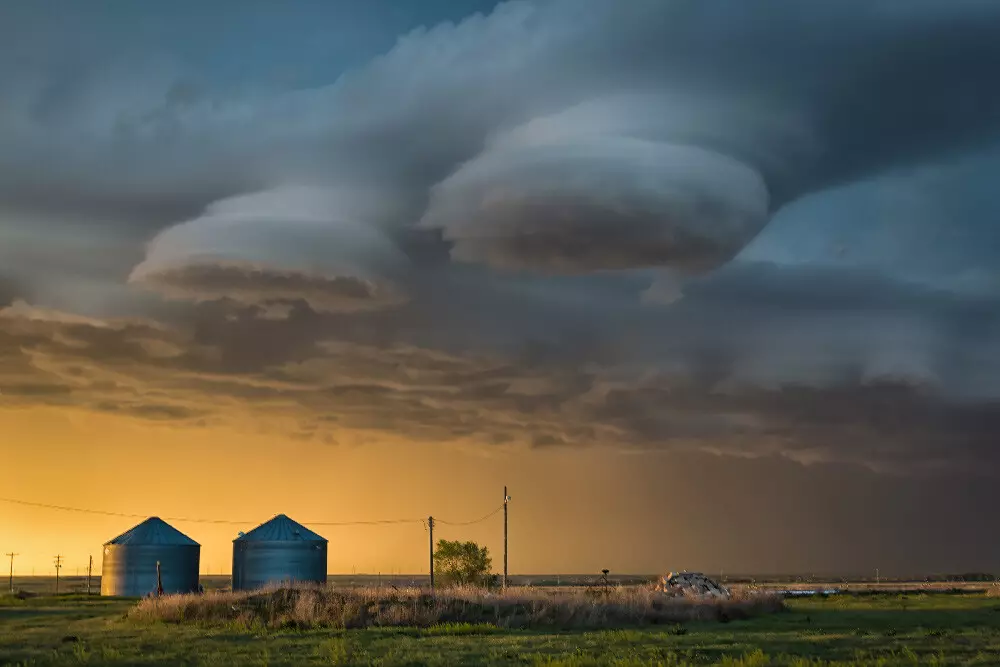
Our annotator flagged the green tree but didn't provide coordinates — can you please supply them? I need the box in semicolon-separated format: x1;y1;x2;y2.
433;539;492;587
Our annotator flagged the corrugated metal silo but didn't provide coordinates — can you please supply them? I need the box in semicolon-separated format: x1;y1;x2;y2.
101;517;200;597
232;514;327;591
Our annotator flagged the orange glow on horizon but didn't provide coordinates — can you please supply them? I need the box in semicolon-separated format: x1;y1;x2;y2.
1;407;693;578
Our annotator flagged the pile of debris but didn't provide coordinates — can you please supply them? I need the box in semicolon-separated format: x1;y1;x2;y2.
657;572;731;599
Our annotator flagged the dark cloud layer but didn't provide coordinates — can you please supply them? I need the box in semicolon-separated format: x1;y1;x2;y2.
1;0;999;479
4;1;1000;287
4;254;1000;475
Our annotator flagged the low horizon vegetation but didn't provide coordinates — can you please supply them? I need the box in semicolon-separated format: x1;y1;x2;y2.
126;584;784;631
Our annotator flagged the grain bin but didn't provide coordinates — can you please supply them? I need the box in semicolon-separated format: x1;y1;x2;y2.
232;514;327;591
101;517;200;597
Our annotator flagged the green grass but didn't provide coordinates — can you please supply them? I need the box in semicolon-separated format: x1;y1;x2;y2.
2;592;1000;665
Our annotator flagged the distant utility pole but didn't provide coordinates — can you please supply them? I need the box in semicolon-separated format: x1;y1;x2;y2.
428;516;435;591
53;555;63;595
87;556;93;596
503;486;511;589
5;553;17;593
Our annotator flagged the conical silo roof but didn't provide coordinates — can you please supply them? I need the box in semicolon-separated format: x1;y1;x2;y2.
104;517;199;546
235;514;326;543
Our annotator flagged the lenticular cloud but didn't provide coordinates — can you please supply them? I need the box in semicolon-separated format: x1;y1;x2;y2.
423;138;770;273
419;94;810;273
130;187;408;312
6;0;999;313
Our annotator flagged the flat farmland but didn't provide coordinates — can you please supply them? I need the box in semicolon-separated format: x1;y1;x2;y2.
10;575;995;596
3;586;1000;665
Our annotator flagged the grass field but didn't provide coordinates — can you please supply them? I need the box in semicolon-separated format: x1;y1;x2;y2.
3;589;1000;666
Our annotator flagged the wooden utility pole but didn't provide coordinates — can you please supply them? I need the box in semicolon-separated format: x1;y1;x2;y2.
428;516;435;591
503;486;510;589
53;555;63;595
87;556;93;595
5;553;16;593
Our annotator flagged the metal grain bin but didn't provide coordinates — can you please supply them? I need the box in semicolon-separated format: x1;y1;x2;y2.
232;514;327;591
101;517;200;597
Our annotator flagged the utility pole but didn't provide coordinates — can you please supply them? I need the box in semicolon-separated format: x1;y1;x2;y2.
5;553;17;593
53;555;63;595
503;486;510;589
428;516;435;591
87;556;93;595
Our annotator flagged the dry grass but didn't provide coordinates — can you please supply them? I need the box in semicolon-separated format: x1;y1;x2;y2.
127;584;785;631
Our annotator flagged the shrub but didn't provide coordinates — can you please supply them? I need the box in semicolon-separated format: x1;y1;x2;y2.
434;540;492;587
127;584;785;631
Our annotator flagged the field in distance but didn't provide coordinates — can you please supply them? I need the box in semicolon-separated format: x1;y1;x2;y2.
8;573;996;596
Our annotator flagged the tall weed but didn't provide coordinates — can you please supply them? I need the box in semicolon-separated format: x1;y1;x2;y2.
128;583;785;631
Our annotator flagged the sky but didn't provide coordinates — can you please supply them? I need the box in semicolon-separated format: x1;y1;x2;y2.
2;0;1000;578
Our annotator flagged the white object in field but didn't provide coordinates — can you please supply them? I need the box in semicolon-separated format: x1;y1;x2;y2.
658;571;731;598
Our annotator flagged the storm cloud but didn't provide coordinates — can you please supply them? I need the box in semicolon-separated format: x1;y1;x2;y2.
1;0;1000;475
130;186;410;312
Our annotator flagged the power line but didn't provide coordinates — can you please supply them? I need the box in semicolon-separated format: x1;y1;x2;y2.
53;555;63;595
310;518;423;526
0;497;242;524
504;486;510;590
0;496;490;528
0;496;419;526
437;505;504;526
5;553;16;593
428;516;435;591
